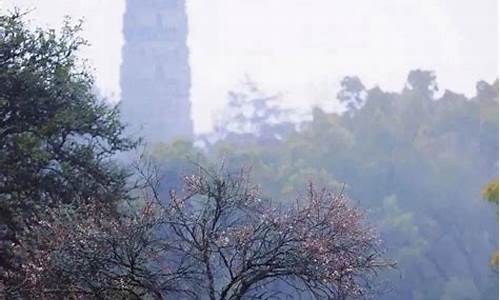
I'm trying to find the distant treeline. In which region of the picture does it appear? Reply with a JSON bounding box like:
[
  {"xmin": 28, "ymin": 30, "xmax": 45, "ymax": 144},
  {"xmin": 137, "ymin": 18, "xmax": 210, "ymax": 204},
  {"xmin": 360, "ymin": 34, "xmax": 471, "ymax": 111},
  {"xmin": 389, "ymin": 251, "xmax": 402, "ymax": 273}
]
[
  {"xmin": 1, "ymin": 9, "xmax": 498, "ymax": 299},
  {"xmin": 153, "ymin": 71, "xmax": 499, "ymax": 299}
]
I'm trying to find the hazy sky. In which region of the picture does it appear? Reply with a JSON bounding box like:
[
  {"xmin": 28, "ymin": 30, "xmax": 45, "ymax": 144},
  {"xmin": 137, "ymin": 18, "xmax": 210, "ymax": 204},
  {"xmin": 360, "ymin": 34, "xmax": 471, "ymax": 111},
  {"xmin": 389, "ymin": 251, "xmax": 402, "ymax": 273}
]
[{"xmin": 1, "ymin": 0, "xmax": 498, "ymax": 133}]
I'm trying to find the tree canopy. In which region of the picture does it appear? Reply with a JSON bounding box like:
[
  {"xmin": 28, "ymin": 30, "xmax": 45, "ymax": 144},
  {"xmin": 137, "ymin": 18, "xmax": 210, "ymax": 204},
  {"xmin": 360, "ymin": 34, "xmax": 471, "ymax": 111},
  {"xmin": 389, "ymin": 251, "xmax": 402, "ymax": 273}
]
[
  {"xmin": 0, "ymin": 12, "xmax": 135, "ymax": 295},
  {"xmin": 165, "ymin": 71, "xmax": 499, "ymax": 299}
]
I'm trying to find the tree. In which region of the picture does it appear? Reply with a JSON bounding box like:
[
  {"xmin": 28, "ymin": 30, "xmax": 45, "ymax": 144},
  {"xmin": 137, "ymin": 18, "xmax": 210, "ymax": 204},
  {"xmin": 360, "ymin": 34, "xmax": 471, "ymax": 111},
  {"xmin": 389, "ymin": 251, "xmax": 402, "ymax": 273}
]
[
  {"xmin": 213, "ymin": 76, "xmax": 296, "ymax": 144},
  {"xmin": 161, "ymin": 166, "xmax": 391, "ymax": 299},
  {"xmin": 0, "ymin": 11, "xmax": 135, "ymax": 292},
  {"xmin": 16, "ymin": 165, "xmax": 392, "ymax": 299},
  {"xmin": 200, "ymin": 70, "xmax": 499, "ymax": 299},
  {"xmin": 337, "ymin": 76, "xmax": 366, "ymax": 113},
  {"xmin": 12, "ymin": 199, "xmax": 198, "ymax": 299},
  {"xmin": 405, "ymin": 69, "xmax": 438, "ymax": 98}
]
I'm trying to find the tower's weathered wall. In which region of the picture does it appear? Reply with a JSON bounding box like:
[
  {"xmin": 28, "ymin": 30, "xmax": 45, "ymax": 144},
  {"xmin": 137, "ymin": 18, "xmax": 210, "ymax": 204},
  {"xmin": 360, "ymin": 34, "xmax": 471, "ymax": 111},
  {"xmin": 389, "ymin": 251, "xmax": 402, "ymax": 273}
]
[{"xmin": 120, "ymin": 0, "xmax": 193, "ymax": 144}]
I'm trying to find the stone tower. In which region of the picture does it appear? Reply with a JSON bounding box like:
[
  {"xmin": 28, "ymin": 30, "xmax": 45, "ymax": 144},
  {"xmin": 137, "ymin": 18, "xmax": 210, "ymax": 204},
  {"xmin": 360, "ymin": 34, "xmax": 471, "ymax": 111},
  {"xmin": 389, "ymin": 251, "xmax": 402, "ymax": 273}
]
[{"xmin": 120, "ymin": 0, "xmax": 193, "ymax": 144}]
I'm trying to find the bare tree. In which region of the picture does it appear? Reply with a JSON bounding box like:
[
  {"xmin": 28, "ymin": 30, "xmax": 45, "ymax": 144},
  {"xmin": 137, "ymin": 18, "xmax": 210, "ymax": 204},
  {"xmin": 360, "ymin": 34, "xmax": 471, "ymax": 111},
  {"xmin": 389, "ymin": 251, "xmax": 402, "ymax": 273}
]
[
  {"xmin": 161, "ymin": 165, "xmax": 392, "ymax": 299},
  {"xmin": 7, "ymin": 164, "xmax": 392, "ymax": 299}
]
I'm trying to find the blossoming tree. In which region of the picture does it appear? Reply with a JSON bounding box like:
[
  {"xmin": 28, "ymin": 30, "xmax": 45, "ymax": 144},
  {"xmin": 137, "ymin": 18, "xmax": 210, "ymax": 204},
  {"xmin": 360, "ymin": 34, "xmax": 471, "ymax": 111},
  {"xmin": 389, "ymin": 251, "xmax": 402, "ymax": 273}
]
[{"xmin": 14, "ymin": 165, "xmax": 393, "ymax": 299}]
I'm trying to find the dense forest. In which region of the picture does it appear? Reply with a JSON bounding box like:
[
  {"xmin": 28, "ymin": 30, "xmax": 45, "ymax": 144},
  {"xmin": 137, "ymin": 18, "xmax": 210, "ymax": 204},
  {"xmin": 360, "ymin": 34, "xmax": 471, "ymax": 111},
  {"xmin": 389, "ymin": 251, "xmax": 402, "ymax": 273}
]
[
  {"xmin": 1, "ymin": 11, "xmax": 498, "ymax": 300},
  {"xmin": 153, "ymin": 73, "xmax": 499, "ymax": 299}
]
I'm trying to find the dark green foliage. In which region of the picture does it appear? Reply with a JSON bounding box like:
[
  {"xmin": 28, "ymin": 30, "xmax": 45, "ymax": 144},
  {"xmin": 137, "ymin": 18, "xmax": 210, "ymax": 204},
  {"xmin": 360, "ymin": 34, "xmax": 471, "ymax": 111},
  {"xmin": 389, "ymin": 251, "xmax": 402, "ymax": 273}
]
[{"xmin": 0, "ymin": 12, "xmax": 135, "ymax": 293}]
